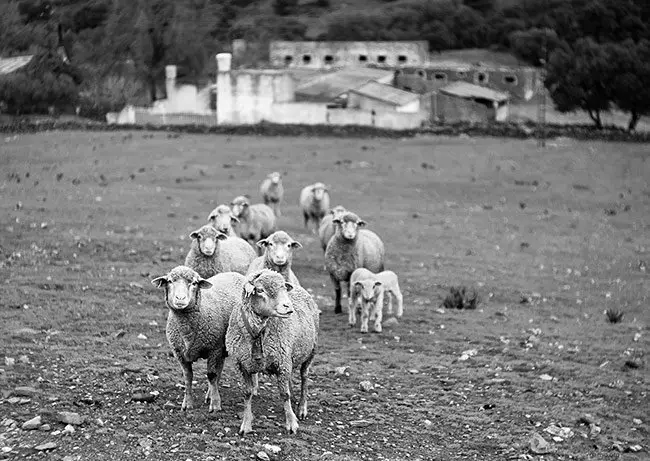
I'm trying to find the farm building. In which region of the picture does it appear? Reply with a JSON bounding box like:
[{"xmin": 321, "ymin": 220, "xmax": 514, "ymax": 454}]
[
  {"xmin": 424, "ymin": 81, "xmax": 510, "ymax": 123},
  {"xmin": 294, "ymin": 67, "xmax": 394, "ymax": 103},
  {"xmin": 270, "ymin": 41, "xmax": 430, "ymax": 69},
  {"xmin": 347, "ymin": 81, "xmax": 421, "ymax": 113},
  {"xmin": 394, "ymin": 64, "xmax": 538, "ymax": 102}
]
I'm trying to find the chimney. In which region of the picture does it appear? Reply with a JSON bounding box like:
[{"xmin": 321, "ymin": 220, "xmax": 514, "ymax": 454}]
[{"xmin": 165, "ymin": 65, "xmax": 177, "ymax": 109}]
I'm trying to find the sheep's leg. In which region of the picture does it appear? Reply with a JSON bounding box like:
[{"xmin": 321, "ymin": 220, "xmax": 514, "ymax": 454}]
[
  {"xmin": 277, "ymin": 372, "xmax": 299, "ymax": 434},
  {"xmin": 373, "ymin": 291, "xmax": 385, "ymax": 333},
  {"xmin": 395, "ymin": 288, "xmax": 404, "ymax": 318},
  {"xmin": 386, "ymin": 290, "xmax": 394, "ymax": 315},
  {"xmin": 348, "ymin": 296, "xmax": 357, "ymax": 327},
  {"xmin": 180, "ymin": 360, "xmax": 194, "ymax": 411},
  {"xmin": 303, "ymin": 212, "xmax": 309, "ymax": 230},
  {"xmin": 238, "ymin": 371, "xmax": 255, "ymax": 435},
  {"xmin": 331, "ymin": 275, "xmax": 342, "ymax": 314},
  {"xmin": 360, "ymin": 303, "xmax": 370, "ymax": 333},
  {"xmin": 298, "ymin": 354, "xmax": 314, "ymax": 420},
  {"xmin": 252, "ymin": 372, "xmax": 259, "ymax": 396},
  {"xmin": 205, "ymin": 352, "xmax": 224, "ymax": 412}
]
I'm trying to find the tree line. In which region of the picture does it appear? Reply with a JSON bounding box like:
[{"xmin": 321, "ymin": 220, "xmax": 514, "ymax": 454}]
[{"xmin": 0, "ymin": 0, "xmax": 648, "ymax": 129}]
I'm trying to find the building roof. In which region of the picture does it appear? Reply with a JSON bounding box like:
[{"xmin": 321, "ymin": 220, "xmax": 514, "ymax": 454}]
[
  {"xmin": 0, "ymin": 55, "xmax": 33, "ymax": 75},
  {"xmin": 439, "ymin": 81, "xmax": 509, "ymax": 102},
  {"xmin": 295, "ymin": 67, "xmax": 394, "ymax": 102},
  {"xmin": 349, "ymin": 81, "xmax": 419, "ymax": 107}
]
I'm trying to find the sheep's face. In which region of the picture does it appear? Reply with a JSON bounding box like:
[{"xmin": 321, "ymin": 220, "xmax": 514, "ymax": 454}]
[
  {"xmin": 230, "ymin": 196, "xmax": 250, "ymax": 217},
  {"xmin": 335, "ymin": 215, "xmax": 366, "ymax": 240},
  {"xmin": 354, "ymin": 280, "xmax": 382, "ymax": 305},
  {"xmin": 330, "ymin": 205, "xmax": 347, "ymax": 219},
  {"xmin": 245, "ymin": 270, "xmax": 294, "ymax": 319},
  {"xmin": 151, "ymin": 266, "xmax": 212, "ymax": 311},
  {"xmin": 258, "ymin": 232, "xmax": 302, "ymax": 266},
  {"xmin": 208, "ymin": 207, "xmax": 238, "ymax": 235},
  {"xmin": 269, "ymin": 172, "xmax": 281, "ymax": 185},
  {"xmin": 190, "ymin": 226, "xmax": 226, "ymax": 256},
  {"xmin": 311, "ymin": 184, "xmax": 327, "ymax": 202}
]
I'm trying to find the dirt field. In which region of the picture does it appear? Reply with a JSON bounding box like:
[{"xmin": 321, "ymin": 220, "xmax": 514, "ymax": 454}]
[{"xmin": 1, "ymin": 131, "xmax": 648, "ymax": 461}]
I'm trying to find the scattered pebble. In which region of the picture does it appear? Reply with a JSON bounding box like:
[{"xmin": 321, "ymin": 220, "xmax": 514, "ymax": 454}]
[
  {"xmin": 35, "ymin": 442, "xmax": 57, "ymax": 451},
  {"xmin": 529, "ymin": 432, "xmax": 553, "ymax": 454},
  {"xmin": 262, "ymin": 444, "xmax": 281, "ymax": 454},
  {"xmin": 57, "ymin": 411, "xmax": 84, "ymax": 425},
  {"xmin": 359, "ymin": 381, "xmax": 374, "ymax": 392},
  {"xmin": 256, "ymin": 451, "xmax": 270, "ymax": 461},
  {"xmin": 22, "ymin": 415, "xmax": 42, "ymax": 430},
  {"xmin": 539, "ymin": 374, "xmax": 553, "ymax": 381}
]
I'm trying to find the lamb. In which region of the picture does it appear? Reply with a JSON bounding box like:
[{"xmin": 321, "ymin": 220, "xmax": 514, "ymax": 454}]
[
  {"xmin": 247, "ymin": 231, "xmax": 302, "ymax": 287},
  {"xmin": 259, "ymin": 171, "xmax": 284, "ymax": 217},
  {"xmin": 226, "ymin": 269, "xmax": 320, "ymax": 435},
  {"xmin": 318, "ymin": 205, "xmax": 347, "ymax": 252},
  {"xmin": 151, "ymin": 266, "xmax": 246, "ymax": 412},
  {"xmin": 207, "ymin": 204, "xmax": 239, "ymax": 236},
  {"xmin": 185, "ymin": 224, "xmax": 257, "ymax": 278},
  {"xmin": 349, "ymin": 268, "xmax": 403, "ymax": 333},
  {"xmin": 230, "ymin": 195, "xmax": 277, "ymax": 254},
  {"xmin": 324, "ymin": 211, "xmax": 385, "ymax": 314},
  {"xmin": 299, "ymin": 182, "xmax": 330, "ymax": 233}
]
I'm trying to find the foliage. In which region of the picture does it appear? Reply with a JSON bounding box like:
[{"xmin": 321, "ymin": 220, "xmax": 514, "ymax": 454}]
[
  {"xmin": 273, "ymin": 0, "xmax": 298, "ymax": 16},
  {"xmin": 509, "ymin": 28, "xmax": 568, "ymax": 66}
]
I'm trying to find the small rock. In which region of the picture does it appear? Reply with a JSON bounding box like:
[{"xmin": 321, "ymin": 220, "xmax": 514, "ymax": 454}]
[
  {"xmin": 529, "ymin": 432, "xmax": 553, "ymax": 454},
  {"xmin": 539, "ymin": 374, "xmax": 553, "ymax": 381},
  {"xmin": 459, "ymin": 349, "xmax": 478, "ymax": 361},
  {"xmin": 256, "ymin": 451, "xmax": 270, "ymax": 461},
  {"xmin": 627, "ymin": 445, "xmax": 642, "ymax": 453},
  {"xmin": 13, "ymin": 386, "xmax": 37, "ymax": 396},
  {"xmin": 408, "ymin": 369, "xmax": 419, "ymax": 374},
  {"xmin": 633, "ymin": 418, "xmax": 642, "ymax": 425},
  {"xmin": 40, "ymin": 424, "xmax": 51, "ymax": 431},
  {"xmin": 132, "ymin": 392, "xmax": 156, "ymax": 403},
  {"xmin": 137, "ymin": 333, "xmax": 148, "ymax": 340},
  {"xmin": 424, "ymin": 419, "xmax": 433, "ymax": 427},
  {"xmin": 334, "ymin": 366, "xmax": 348, "ymax": 375},
  {"xmin": 62, "ymin": 424, "xmax": 75, "ymax": 435},
  {"xmin": 263, "ymin": 444, "xmax": 281, "ymax": 454},
  {"xmin": 22, "ymin": 415, "xmax": 42, "ymax": 430},
  {"xmin": 382, "ymin": 317, "xmax": 399, "ymax": 328},
  {"xmin": 359, "ymin": 381, "xmax": 374, "ymax": 392},
  {"xmin": 114, "ymin": 330, "xmax": 126, "ymax": 339},
  {"xmin": 349, "ymin": 420, "xmax": 373, "ymax": 427},
  {"xmin": 588, "ymin": 424, "xmax": 601, "ymax": 438},
  {"xmin": 57, "ymin": 411, "xmax": 84, "ymax": 425},
  {"xmin": 35, "ymin": 442, "xmax": 57, "ymax": 451}
]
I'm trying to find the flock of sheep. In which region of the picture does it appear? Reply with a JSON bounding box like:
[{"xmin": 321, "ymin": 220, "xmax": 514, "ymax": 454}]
[{"xmin": 150, "ymin": 172, "xmax": 403, "ymax": 435}]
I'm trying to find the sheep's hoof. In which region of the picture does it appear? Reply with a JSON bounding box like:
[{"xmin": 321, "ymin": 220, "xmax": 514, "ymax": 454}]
[
  {"xmin": 374, "ymin": 325, "xmax": 383, "ymax": 333},
  {"xmin": 360, "ymin": 329, "xmax": 368, "ymax": 334},
  {"xmin": 286, "ymin": 421, "xmax": 299, "ymax": 434}
]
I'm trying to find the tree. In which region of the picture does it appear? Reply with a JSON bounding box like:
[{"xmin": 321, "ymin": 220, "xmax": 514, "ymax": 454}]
[
  {"xmin": 509, "ymin": 28, "xmax": 568, "ymax": 66},
  {"xmin": 421, "ymin": 20, "xmax": 455, "ymax": 52},
  {"xmin": 545, "ymin": 38, "xmax": 615, "ymax": 129},
  {"xmin": 607, "ymin": 40, "xmax": 650, "ymax": 131},
  {"xmin": 273, "ymin": 0, "xmax": 298, "ymax": 16},
  {"xmin": 451, "ymin": 6, "xmax": 487, "ymax": 48}
]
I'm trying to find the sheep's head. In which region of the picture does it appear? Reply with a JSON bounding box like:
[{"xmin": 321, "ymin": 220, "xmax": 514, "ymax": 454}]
[
  {"xmin": 329, "ymin": 205, "xmax": 347, "ymax": 219},
  {"xmin": 257, "ymin": 231, "xmax": 302, "ymax": 267},
  {"xmin": 333, "ymin": 212, "xmax": 366, "ymax": 240},
  {"xmin": 208, "ymin": 204, "xmax": 239, "ymax": 235},
  {"xmin": 151, "ymin": 265, "xmax": 212, "ymax": 311},
  {"xmin": 243, "ymin": 269, "xmax": 294, "ymax": 319},
  {"xmin": 354, "ymin": 279, "xmax": 382, "ymax": 304},
  {"xmin": 190, "ymin": 225, "xmax": 227, "ymax": 256},
  {"xmin": 230, "ymin": 195, "xmax": 250, "ymax": 218},
  {"xmin": 311, "ymin": 183, "xmax": 328, "ymax": 202},
  {"xmin": 268, "ymin": 171, "xmax": 282, "ymax": 185}
]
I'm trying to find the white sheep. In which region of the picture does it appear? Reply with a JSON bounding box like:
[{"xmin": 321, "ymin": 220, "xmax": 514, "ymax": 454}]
[
  {"xmin": 185, "ymin": 224, "xmax": 257, "ymax": 278},
  {"xmin": 230, "ymin": 195, "xmax": 277, "ymax": 254},
  {"xmin": 324, "ymin": 212, "xmax": 385, "ymax": 314},
  {"xmin": 318, "ymin": 205, "xmax": 348, "ymax": 252},
  {"xmin": 299, "ymin": 182, "xmax": 330, "ymax": 233},
  {"xmin": 349, "ymin": 268, "xmax": 403, "ymax": 333},
  {"xmin": 151, "ymin": 266, "xmax": 246, "ymax": 412},
  {"xmin": 226, "ymin": 269, "xmax": 320, "ymax": 435},
  {"xmin": 247, "ymin": 230, "xmax": 302, "ymax": 287},
  {"xmin": 259, "ymin": 171, "xmax": 284, "ymax": 217},
  {"xmin": 207, "ymin": 204, "xmax": 239, "ymax": 236}
]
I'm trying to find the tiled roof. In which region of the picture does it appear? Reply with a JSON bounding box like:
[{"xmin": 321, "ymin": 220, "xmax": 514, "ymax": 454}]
[
  {"xmin": 295, "ymin": 67, "xmax": 394, "ymax": 101},
  {"xmin": 439, "ymin": 81, "xmax": 509, "ymax": 102},
  {"xmin": 0, "ymin": 55, "xmax": 33, "ymax": 75},
  {"xmin": 348, "ymin": 81, "xmax": 419, "ymax": 107}
]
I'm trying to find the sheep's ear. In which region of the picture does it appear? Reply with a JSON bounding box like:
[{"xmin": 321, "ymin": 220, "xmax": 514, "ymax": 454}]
[
  {"xmin": 230, "ymin": 215, "xmax": 240, "ymax": 224},
  {"xmin": 197, "ymin": 279, "xmax": 212, "ymax": 290},
  {"xmin": 207, "ymin": 214, "xmax": 216, "ymax": 221},
  {"xmin": 373, "ymin": 281, "xmax": 383, "ymax": 289},
  {"xmin": 357, "ymin": 220, "xmax": 366, "ymax": 227},
  {"xmin": 243, "ymin": 194, "xmax": 251, "ymax": 200},
  {"xmin": 324, "ymin": 185, "xmax": 330, "ymax": 191},
  {"xmin": 190, "ymin": 231, "xmax": 200, "ymax": 239},
  {"xmin": 256, "ymin": 238, "xmax": 269, "ymax": 248},
  {"xmin": 285, "ymin": 282, "xmax": 294, "ymax": 292},
  {"xmin": 290, "ymin": 240, "xmax": 302, "ymax": 249},
  {"xmin": 216, "ymin": 232, "xmax": 228, "ymax": 241},
  {"xmin": 332, "ymin": 217, "xmax": 342, "ymax": 224},
  {"xmin": 354, "ymin": 281, "xmax": 363, "ymax": 289},
  {"xmin": 151, "ymin": 276, "xmax": 168, "ymax": 288},
  {"xmin": 243, "ymin": 282, "xmax": 255, "ymax": 298}
]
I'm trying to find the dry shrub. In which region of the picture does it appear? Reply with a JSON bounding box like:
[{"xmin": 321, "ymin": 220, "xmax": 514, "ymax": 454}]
[{"xmin": 442, "ymin": 286, "xmax": 480, "ymax": 310}]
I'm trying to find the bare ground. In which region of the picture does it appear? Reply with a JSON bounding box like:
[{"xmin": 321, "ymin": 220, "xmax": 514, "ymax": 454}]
[{"xmin": 1, "ymin": 131, "xmax": 648, "ymax": 461}]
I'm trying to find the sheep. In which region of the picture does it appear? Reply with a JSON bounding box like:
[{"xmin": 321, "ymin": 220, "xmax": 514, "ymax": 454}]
[
  {"xmin": 318, "ymin": 205, "xmax": 348, "ymax": 252},
  {"xmin": 185, "ymin": 224, "xmax": 257, "ymax": 278},
  {"xmin": 230, "ymin": 195, "xmax": 277, "ymax": 254},
  {"xmin": 324, "ymin": 211, "xmax": 385, "ymax": 314},
  {"xmin": 259, "ymin": 171, "xmax": 284, "ymax": 217},
  {"xmin": 247, "ymin": 231, "xmax": 302, "ymax": 287},
  {"xmin": 151, "ymin": 266, "xmax": 246, "ymax": 412},
  {"xmin": 207, "ymin": 204, "xmax": 239, "ymax": 236},
  {"xmin": 226, "ymin": 269, "xmax": 320, "ymax": 435},
  {"xmin": 349, "ymin": 268, "xmax": 403, "ymax": 333},
  {"xmin": 299, "ymin": 182, "xmax": 330, "ymax": 233}
]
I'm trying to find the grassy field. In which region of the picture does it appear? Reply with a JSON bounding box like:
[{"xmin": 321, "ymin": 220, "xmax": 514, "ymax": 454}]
[{"xmin": 1, "ymin": 131, "xmax": 648, "ymax": 460}]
